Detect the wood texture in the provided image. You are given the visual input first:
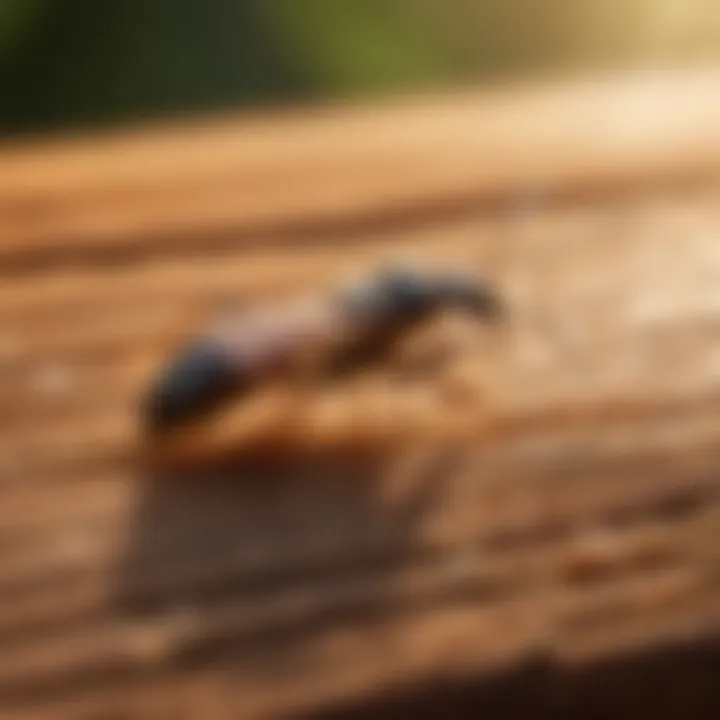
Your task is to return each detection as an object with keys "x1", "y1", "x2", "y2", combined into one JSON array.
[{"x1": 1, "y1": 70, "x2": 720, "y2": 718}]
